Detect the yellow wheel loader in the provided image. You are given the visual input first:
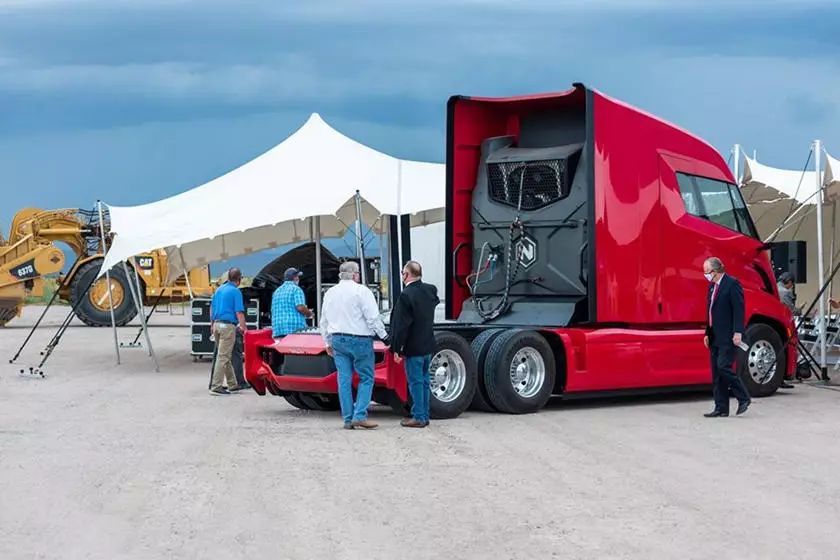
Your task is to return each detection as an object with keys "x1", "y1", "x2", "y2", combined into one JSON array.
[{"x1": 0, "y1": 207, "x2": 213, "y2": 327}]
